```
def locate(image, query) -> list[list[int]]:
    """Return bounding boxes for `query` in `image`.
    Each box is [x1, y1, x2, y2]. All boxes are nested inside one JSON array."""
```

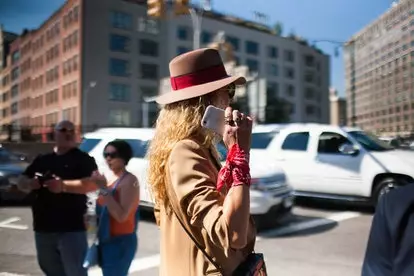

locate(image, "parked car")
[[80, 128, 295, 229], [252, 123, 414, 206], [0, 147, 29, 203]]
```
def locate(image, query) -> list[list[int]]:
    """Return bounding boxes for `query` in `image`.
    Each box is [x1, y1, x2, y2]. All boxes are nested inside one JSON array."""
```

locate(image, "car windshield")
[[348, 131, 394, 151], [251, 132, 278, 149], [79, 138, 101, 153]]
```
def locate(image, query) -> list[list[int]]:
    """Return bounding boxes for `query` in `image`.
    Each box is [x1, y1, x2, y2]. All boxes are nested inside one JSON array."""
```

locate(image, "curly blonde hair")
[[147, 96, 220, 209]]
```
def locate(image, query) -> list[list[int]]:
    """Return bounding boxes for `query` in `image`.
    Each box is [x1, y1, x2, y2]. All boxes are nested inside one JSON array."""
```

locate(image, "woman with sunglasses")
[[91, 139, 140, 276], [147, 48, 259, 275]]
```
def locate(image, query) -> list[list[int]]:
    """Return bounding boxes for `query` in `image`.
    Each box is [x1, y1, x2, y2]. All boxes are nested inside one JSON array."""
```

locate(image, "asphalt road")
[[0, 200, 373, 276]]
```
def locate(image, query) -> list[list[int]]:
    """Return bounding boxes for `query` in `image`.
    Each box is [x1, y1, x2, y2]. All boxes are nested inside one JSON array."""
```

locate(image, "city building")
[[0, 26, 18, 140], [344, 0, 414, 135], [329, 88, 347, 126], [0, 0, 331, 141]]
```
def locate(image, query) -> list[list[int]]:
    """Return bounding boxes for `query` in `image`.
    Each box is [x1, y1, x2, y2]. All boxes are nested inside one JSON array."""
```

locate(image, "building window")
[[306, 105, 316, 115], [11, 103, 18, 115], [268, 46, 278, 58], [46, 66, 59, 83], [137, 17, 159, 35], [266, 82, 279, 98], [226, 36, 239, 51], [11, 68, 19, 81], [201, 31, 212, 44], [177, 46, 190, 55], [285, 67, 295, 79], [139, 63, 158, 80], [45, 89, 59, 105], [246, 59, 259, 73], [305, 87, 314, 99], [109, 58, 130, 77], [109, 109, 130, 126], [267, 64, 278, 76], [63, 30, 79, 52], [12, 51, 20, 64], [139, 39, 159, 57], [140, 86, 158, 97], [63, 56, 78, 75], [2, 91, 9, 102], [286, 84, 295, 97], [11, 85, 18, 98], [109, 83, 131, 101], [62, 107, 77, 122], [284, 50, 295, 62], [304, 55, 315, 67], [110, 11, 132, 30], [245, 41, 259, 55], [62, 81, 77, 99], [45, 112, 58, 126], [177, 26, 190, 40], [110, 34, 131, 52], [304, 71, 314, 83]]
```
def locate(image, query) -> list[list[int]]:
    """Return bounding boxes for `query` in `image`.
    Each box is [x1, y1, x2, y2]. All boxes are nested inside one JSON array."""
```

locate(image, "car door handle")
[[276, 157, 285, 161]]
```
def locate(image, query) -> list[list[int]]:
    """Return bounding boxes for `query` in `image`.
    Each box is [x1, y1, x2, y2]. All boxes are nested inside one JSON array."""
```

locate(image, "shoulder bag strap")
[[94, 172, 128, 242], [164, 165, 223, 274]]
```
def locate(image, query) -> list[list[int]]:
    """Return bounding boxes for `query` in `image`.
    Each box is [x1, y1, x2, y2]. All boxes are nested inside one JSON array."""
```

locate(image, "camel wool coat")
[[154, 138, 257, 276]]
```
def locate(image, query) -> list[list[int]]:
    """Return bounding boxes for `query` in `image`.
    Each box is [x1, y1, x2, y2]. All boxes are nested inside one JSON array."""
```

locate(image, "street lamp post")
[[310, 39, 345, 57], [142, 96, 158, 128], [82, 81, 97, 133]]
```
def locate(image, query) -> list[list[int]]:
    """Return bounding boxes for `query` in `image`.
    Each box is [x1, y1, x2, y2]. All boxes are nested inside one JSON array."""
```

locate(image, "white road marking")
[[256, 211, 361, 240], [0, 273, 29, 276], [88, 254, 160, 275], [0, 217, 28, 230]]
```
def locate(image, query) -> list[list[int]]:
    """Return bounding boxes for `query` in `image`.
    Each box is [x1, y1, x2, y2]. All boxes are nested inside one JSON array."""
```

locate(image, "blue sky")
[[0, 0, 395, 96]]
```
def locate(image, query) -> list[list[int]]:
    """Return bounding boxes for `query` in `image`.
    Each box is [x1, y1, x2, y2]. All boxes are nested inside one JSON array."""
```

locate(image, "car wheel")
[[373, 177, 399, 206]]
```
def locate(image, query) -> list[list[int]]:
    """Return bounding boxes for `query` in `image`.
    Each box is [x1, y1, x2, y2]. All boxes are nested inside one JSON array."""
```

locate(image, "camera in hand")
[[35, 172, 54, 186]]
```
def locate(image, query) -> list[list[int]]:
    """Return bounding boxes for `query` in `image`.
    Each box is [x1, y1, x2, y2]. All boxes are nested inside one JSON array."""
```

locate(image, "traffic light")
[[147, 0, 165, 18], [174, 0, 190, 16]]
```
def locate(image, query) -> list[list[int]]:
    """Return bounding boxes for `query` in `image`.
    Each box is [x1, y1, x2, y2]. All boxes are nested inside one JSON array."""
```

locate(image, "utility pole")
[[82, 81, 97, 133]]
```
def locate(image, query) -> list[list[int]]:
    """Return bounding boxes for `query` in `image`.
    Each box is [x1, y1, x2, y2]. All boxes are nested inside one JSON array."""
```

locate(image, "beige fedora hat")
[[155, 48, 246, 105]]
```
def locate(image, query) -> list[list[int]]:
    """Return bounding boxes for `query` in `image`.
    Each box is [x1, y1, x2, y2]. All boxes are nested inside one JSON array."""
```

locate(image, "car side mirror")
[[338, 143, 359, 156]]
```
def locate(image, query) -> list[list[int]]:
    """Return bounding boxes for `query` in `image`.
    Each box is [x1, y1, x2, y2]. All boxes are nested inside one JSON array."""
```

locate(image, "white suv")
[[80, 128, 295, 229], [252, 124, 414, 206]]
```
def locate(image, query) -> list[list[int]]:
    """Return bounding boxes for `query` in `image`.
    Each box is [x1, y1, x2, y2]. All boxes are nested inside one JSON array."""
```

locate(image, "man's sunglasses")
[[56, 128, 74, 133], [103, 152, 119, 159]]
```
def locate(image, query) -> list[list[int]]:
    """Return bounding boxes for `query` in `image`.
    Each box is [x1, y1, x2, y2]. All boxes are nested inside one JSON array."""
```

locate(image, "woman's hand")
[[90, 170, 107, 189], [222, 106, 253, 153]]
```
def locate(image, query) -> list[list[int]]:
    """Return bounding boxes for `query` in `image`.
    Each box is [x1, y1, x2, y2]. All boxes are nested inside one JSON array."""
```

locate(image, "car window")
[[123, 139, 149, 158], [251, 132, 277, 149], [216, 142, 227, 162], [318, 132, 352, 154], [79, 138, 102, 153], [348, 131, 394, 151], [281, 132, 309, 151]]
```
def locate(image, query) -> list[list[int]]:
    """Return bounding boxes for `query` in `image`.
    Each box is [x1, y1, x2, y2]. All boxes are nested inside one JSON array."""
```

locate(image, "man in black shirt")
[[17, 120, 97, 276], [362, 184, 414, 276]]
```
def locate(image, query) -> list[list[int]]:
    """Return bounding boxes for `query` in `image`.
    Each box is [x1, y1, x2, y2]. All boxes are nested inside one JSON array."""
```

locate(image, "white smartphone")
[[201, 105, 225, 134]]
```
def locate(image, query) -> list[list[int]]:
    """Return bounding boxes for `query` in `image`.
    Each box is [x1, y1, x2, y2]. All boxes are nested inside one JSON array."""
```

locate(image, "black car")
[[0, 148, 29, 203]]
